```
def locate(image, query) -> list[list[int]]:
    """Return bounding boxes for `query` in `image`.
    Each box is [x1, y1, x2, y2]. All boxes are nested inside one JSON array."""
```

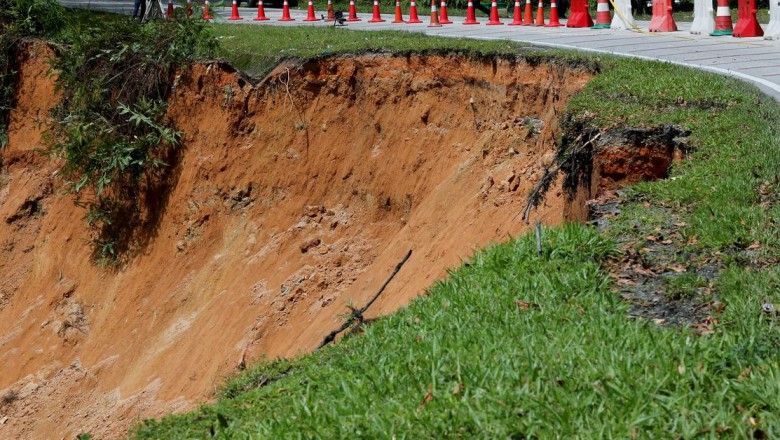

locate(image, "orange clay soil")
[[0, 46, 594, 438]]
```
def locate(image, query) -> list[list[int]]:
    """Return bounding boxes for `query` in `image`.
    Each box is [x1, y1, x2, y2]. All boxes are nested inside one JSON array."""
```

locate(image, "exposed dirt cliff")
[[0, 46, 594, 438]]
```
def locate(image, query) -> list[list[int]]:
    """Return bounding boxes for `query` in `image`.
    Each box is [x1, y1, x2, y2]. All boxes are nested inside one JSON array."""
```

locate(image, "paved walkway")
[[60, 1, 780, 100]]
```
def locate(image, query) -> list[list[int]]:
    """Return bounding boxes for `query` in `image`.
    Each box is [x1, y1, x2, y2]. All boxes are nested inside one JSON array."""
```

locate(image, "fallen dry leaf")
[[515, 300, 537, 311], [738, 368, 752, 381], [678, 365, 685, 375], [747, 241, 762, 250], [419, 385, 433, 409], [668, 264, 687, 273]]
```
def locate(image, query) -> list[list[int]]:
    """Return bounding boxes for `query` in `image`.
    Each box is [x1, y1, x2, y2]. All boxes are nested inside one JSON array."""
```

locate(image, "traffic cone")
[[429, 0, 442, 26], [279, 0, 294, 20], [545, 0, 562, 26], [522, 0, 533, 24], [186, 0, 192, 16], [166, 0, 174, 19], [487, 0, 504, 24], [464, 0, 480, 23], [711, 0, 732, 35], [347, 0, 361, 20], [534, 0, 545, 25], [303, 0, 320, 20], [648, 0, 677, 31], [733, 0, 763, 37], [689, 0, 714, 33], [203, 0, 213, 19], [326, 0, 335, 20], [439, 0, 453, 23], [228, 0, 243, 20], [592, 0, 611, 28], [508, 0, 523, 24], [567, 0, 594, 27], [368, 0, 386, 22], [254, 0, 269, 19], [766, 0, 780, 39], [610, 0, 635, 29], [392, 0, 405, 22], [408, 0, 423, 22]]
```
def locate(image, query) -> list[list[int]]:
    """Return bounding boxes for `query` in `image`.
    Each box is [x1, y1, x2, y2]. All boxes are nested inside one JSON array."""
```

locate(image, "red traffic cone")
[[203, 0, 213, 19], [392, 0, 405, 22], [711, 0, 733, 35], [567, 0, 593, 27], [408, 0, 423, 22], [648, 0, 677, 31], [228, 0, 243, 20], [534, 0, 545, 25], [347, 0, 361, 20], [429, 0, 442, 26], [326, 0, 335, 20], [279, 0, 294, 20], [166, 0, 175, 19], [733, 0, 764, 37], [369, 0, 386, 22], [439, 0, 453, 23], [545, 0, 562, 26], [304, 0, 320, 20], [508, 0, 523, 24], [464, 0, 480, 23], [254, 0, 269, 19], [186, 0, 193, 16], [487, 0, 504, 24], [523, 0, 533, 24], [592, 0, 611, 28]]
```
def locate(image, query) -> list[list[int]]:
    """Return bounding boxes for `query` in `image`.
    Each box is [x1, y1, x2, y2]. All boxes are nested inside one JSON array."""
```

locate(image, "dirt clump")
[[0, 50, 593, 438]]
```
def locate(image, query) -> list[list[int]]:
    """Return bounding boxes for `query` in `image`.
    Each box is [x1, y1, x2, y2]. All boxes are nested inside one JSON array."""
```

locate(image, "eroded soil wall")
[[0, 48, 593, 438]]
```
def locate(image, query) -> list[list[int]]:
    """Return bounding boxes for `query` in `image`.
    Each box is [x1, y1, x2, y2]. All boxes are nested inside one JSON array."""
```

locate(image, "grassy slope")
[[130, 26, 780, 438]]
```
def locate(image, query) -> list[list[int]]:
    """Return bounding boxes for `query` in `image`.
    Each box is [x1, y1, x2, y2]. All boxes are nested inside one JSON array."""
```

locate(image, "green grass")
[[124, 22, 780, 438]]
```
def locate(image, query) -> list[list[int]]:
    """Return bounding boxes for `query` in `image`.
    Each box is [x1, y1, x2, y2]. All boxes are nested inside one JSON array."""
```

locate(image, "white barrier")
[[766, 0, 780, 39], [690, 0, 715, 34], [610, 0, 635, 30]]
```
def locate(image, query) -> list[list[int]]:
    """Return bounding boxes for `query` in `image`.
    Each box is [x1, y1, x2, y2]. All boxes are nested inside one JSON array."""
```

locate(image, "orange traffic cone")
[[523, 0, 533, 24], [408, 0, 423, 22], [203, 0, 213, 18], [534, 0, 544, 24], [392, 0, 405, 22], [464, 0, 480, 23], [303, 0, 319, 20], [508, 0, 523, 24], [279, 0, 294, 20], [186, 0, 192, 16], [592, 0, 611, 28], [439, 0, 453, 23], [228, 0, 242, 20], [326, 0, 335, 20], [254, 0, 269, 19], [487, 0, 503, 24], [369, 0, 386, 21], [545, 0, 562, 25], [711, 0, 732, 34], [347, 0, 361, 20], [429, 0, 442, 26], [166, 0, 175, 19]]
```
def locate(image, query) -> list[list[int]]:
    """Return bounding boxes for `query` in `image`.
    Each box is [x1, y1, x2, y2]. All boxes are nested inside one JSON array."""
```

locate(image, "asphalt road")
[[59, 0, 780, 101]]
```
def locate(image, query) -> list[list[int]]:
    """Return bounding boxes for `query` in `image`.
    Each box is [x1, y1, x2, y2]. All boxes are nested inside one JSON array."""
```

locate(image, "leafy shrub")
[[49, 17, 217, 264], [0, 0, 66, 148]]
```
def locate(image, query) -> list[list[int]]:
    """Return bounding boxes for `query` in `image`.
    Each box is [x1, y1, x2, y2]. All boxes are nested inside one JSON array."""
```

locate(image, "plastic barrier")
[[689, 0, 715, 34], [767, 0, 780, 39], [648, 0, 677, 31], [733, 0, 764, 37], [567, 0, 594, 27], [610, 0, 635, 29]]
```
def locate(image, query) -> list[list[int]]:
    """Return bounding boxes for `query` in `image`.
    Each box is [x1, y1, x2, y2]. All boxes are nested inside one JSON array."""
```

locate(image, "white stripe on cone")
[[716, 6, 729, 15], [597, 2, 609, 11]]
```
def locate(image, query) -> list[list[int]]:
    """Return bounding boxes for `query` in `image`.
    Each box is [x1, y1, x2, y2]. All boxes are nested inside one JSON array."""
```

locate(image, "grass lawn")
[[125, 23, 780, 439]]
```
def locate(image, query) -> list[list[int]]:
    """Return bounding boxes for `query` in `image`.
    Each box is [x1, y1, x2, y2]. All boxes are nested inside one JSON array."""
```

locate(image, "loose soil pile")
[[0, 47, 594, 438]]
